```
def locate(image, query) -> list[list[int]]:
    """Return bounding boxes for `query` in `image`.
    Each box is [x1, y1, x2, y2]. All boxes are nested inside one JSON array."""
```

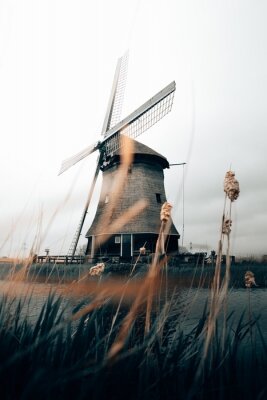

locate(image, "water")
[[172, 287, 267, 336], [0, 278, 266, 342]]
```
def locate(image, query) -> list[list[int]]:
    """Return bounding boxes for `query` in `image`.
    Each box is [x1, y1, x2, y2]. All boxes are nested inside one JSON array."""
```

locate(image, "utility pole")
[[169, 162, 186, 246]]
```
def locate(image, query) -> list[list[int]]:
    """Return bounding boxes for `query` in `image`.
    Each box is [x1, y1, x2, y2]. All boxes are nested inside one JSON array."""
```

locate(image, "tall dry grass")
[[203, 170, 240, 359], [2, 140, 266, 399]]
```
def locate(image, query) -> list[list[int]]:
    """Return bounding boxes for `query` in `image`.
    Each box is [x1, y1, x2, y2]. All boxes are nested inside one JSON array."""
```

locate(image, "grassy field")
[[1, 170, 266, 398], [0, 267, 266, 400], [1, 260, 267, 288]]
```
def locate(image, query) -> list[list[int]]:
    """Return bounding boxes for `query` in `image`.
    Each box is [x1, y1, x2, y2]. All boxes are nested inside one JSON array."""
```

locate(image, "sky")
[[0, 0, 267, 258]]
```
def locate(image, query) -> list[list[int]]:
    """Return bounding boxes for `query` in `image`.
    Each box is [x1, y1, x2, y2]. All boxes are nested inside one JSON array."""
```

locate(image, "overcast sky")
[[1, 0, 266, 258]]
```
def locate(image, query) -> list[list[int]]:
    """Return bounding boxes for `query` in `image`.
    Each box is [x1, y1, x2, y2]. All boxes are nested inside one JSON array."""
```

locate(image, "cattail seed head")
[[222, 218, 232, 235], [160, 202, 172, 222], [139, 246, 146, 255], [224, 170, 240, 202], [89, 263, 105, 276], [244, 270, 257, 288]]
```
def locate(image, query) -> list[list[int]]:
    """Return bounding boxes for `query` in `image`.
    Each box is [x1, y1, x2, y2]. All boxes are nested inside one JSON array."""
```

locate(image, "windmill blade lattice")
[[67, 156, 101, 260], [103, 81, 175, 157], [107, 52, 129, 132], [59, 141, 100, 175], [102, 52, 129, 136]]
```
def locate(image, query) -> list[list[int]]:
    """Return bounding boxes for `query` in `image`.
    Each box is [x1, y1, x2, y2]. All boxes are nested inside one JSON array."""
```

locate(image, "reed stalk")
[[203, 170, 240, 360]]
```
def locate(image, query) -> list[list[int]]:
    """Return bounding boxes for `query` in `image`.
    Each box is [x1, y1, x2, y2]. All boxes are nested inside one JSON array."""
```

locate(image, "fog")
[[1, 0, 266, 257]]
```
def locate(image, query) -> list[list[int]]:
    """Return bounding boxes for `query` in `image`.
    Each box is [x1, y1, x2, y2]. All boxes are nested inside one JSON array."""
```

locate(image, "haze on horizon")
[[0, 0, 266, 258]]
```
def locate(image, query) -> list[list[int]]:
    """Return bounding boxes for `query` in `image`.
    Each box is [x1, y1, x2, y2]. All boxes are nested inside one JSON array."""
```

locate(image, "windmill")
[[59, 53, 177, 261]]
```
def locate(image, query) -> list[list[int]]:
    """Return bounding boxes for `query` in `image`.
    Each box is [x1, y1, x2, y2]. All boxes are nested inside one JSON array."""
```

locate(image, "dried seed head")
[[160, 202, 172, 222], [224, 170, 240, 202], [139, 247, 146, 255], [89, 263, 105, 276], [222, 218, 232, 235], [244, 270, 257, 288]]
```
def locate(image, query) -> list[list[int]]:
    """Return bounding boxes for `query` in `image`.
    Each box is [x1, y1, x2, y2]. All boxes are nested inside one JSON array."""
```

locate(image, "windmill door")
[[122, 234, 132, 258]]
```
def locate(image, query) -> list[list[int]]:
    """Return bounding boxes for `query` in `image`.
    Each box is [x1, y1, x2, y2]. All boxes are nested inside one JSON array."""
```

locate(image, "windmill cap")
[[110, 136, 169, 169]]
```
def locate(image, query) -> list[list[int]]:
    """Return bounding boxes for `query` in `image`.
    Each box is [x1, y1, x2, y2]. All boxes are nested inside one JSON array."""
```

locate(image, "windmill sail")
[[58, 141, 100, 175], [103, 81, 175, 156], [59, 54, 129, 176], [102, 51, 129, 136], [59, 80, 175, 175], [68, 156, 101, 260]]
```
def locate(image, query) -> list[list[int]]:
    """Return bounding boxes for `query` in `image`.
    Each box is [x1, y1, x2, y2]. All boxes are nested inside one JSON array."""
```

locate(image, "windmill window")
[[115, 236, 121, 244], [156, 193, 162, 203]]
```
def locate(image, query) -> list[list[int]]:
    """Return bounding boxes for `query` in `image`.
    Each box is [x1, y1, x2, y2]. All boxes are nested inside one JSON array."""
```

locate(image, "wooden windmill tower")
[[59, 53, 180, 261]]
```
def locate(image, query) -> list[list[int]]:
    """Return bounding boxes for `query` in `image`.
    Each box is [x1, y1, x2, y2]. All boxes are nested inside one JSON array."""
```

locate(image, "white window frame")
[[115, 235, 121, 244]]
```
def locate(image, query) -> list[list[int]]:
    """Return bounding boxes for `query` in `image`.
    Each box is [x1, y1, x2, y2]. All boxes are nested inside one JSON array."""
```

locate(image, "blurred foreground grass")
[[0, 275, 266, 400]]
